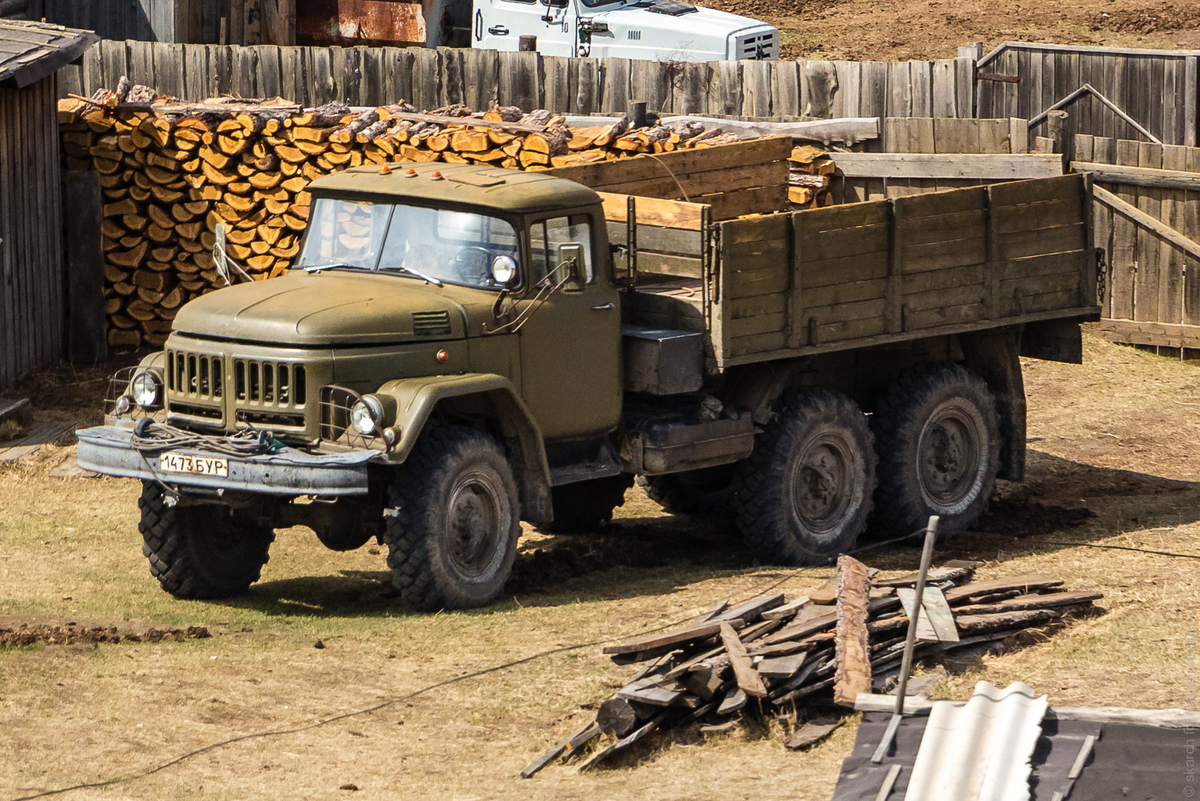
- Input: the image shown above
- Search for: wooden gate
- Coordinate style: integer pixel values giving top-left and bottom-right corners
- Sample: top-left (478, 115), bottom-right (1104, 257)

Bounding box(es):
top-left (1075, 134), bottom-right (1200, 355)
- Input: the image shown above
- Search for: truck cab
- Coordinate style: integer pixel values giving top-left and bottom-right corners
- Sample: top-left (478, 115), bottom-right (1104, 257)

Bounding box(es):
top-left (81, 163), bottom-right (637, 610)
top-left (472, 0), bottom-right (778, 60)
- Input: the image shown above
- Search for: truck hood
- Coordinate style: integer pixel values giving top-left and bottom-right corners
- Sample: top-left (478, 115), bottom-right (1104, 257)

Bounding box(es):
top-left (171, 270), bottom-right (471, 346)
top-left (590, 1), bottom-right (776, 60)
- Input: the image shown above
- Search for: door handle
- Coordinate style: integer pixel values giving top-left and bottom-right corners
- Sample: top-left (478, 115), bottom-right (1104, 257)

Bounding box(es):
top-left (488, 25), bottom-right (509, 35)
top-left (592, 302), bottom-right (615, 310)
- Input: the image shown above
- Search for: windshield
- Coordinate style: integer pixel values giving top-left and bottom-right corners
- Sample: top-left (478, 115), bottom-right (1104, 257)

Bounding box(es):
top-left (295, 198), bottom-right (521, 290)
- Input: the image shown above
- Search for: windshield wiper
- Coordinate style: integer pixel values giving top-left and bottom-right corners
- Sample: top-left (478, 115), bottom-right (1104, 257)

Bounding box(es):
top-left (383, 265), bottom-right (444, 287)
top-left (302, 263), bottom-right (360, 274)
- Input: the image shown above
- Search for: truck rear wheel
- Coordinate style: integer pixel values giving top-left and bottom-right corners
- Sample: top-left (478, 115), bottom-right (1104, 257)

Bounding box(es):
top-left (871, 362), bottom-right (1000, 537)
top-left (384, 426), bottom-right (521, 611)
top-left (538, 474), bottom-right (633, 534)
top-left (732, 389), bottom-right (877, 565)
top-left (138, 482), bottom-right (274, 599)
top-left (641, 465), bottom-right (737, 517)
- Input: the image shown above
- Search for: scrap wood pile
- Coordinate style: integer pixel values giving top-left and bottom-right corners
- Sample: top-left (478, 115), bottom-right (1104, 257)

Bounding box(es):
top-left (522, 556), bottom-right (1102, 776)
top-left (58, 80), bottom-right (796, 350)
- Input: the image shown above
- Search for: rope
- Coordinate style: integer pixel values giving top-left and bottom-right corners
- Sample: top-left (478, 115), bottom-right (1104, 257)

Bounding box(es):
top-left (130, 420), bottom-right (281, 458)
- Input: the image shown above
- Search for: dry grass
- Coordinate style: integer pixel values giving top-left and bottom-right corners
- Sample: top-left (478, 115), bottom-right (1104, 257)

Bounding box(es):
top-left (3, 325), bottom-right (1200, 799)
top-left (0, 419), bottom-right (26, 442)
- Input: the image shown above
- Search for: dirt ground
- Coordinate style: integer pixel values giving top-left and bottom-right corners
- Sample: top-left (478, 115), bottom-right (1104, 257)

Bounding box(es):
top-left (688, 0), bottom-right (1200, 62)
top-left (3, 324), bottom-right (1200, 800)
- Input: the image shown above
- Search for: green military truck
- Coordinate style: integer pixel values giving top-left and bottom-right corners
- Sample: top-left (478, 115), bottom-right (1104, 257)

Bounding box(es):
top-left (78, 149), bottom-right (1100, 610)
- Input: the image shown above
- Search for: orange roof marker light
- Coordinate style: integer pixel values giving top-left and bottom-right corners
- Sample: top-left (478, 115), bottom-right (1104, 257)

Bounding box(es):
top-left (405, 167), bottom-right (417, 177)
top-left (430, 170), bottom-right (444, 181)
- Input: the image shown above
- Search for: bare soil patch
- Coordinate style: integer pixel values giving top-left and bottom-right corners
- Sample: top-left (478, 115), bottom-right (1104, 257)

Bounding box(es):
top-left (688, 0), bottom-right (1200, 62)
top-left (0, 621), bottom-right (211, 648)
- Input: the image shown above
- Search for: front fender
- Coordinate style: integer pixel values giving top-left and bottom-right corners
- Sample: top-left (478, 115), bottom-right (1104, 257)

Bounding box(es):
top-left (374, 373), bottom-right (553, 523)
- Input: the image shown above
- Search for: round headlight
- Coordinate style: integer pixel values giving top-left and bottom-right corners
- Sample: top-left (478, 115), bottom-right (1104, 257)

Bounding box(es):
top-left (491, 255), bottom-right (517, 285)
top-left (131, 371), bottom-right (162, 409)
top-left (350, 396), bottom-right (384, 436)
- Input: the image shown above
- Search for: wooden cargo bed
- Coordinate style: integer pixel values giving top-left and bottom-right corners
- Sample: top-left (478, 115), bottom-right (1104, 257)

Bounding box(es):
top-left (614, 174), bottom-right (1101, 371)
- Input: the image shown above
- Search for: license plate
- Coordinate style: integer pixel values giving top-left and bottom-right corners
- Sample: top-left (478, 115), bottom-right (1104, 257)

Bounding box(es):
top-left (159, 453), bottom-right (229, 477)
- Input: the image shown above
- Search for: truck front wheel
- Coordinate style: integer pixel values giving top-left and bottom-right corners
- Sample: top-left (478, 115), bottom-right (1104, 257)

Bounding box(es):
top-left (732, 389), bottom-right (877, 565)
top-left (139, 482), bottom-right (275, 599)
top-left (384, 427), bottom-right (521, 611)
top-left (871, 362), bottom-right (1000, 537)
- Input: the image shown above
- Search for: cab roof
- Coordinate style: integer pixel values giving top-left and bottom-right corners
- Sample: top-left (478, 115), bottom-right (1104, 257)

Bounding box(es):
top-left (305, 162), bottom-right (603, 214)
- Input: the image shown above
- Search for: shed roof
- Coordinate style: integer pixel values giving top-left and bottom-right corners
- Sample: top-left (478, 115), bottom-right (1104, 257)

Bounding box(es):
top-left (0, 19), bottom-right (98, 90)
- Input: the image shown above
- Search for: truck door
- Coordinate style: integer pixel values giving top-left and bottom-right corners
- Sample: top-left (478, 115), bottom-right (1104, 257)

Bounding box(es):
top-left (475, 0), bottom-right (579, 56)
top-left (517, 214), bottom-right (621, 440)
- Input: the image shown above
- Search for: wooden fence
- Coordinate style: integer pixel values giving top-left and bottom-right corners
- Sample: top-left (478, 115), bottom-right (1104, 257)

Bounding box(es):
top-left (830, 117), bottom-right (1047, 203)
top-left (974, 42), bottom-right (1200, 149)
top-left (58, 40), bottom-right (979, 121)
top-left (1074, 134), bottom-right (1200, 353)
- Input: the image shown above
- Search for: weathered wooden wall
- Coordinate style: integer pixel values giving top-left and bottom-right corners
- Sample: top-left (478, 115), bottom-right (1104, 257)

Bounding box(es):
top-left (1076, 134), bottom-right (1200, 351)
top-left (31, 0), bottom-right (293, 46)
top-left (0, 75), bottom-right (65, 389)
top-left (975, 42), bottom-right (1199, 148)
top-left (58, 40), bottom-right (979, 120)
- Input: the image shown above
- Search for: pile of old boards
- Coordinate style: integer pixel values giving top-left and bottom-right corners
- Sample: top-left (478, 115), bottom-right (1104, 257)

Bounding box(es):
top-left (58, 81), bottom-right (800, 351)
top-left (521, 556), bottom-right (1102, 776)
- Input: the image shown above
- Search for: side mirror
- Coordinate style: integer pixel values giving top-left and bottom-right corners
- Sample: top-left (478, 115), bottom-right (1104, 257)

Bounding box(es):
top-left (557, 243), bottom-right (586, 292)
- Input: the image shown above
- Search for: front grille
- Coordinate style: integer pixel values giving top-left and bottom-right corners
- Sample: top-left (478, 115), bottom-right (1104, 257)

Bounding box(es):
top-left (167, 350), bottom-right (223, 400)
top-left (737, 31), bottom-right (777, 60)
top-left (236, 410), bottom-right (306, 429)
top-left (171, 402), bottom-right (223, 420)
top-left (233, 359), bottom-right (307, 408)
top-left (412, 310), bottom-right (452, 336)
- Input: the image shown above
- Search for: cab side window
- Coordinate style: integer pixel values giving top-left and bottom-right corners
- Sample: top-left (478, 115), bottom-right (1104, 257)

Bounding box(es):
top-left (529, 216), bottom-right (594, 285)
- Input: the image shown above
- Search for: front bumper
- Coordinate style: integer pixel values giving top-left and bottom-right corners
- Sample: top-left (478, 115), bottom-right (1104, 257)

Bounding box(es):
top-left (76, 426), bottom-right (376, 496)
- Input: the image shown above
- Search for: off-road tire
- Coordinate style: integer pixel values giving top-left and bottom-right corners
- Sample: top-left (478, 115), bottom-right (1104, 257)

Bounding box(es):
top-left (538, 474), bottom-right (634, 534)
top-left (640, 464), bottom-right (738, 517)
top-left (139, 482), bottom-right (274, 599)
top-left (732, 389), bottom-right (877, 565)
top-left (871, 362), bottom-right (1001, 537)
top-left (384, 427), bottom-right (521, 611)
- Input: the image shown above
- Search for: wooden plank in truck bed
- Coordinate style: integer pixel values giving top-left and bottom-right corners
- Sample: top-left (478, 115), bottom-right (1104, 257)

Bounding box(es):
top-left (552, 137), bottom-right (792, 221)
top-left (711, 174), bottom-right (1100, 367)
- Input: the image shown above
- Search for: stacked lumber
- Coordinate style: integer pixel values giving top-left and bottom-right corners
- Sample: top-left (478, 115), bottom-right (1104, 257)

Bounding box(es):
top-left (522, 557), bottom-right (1102, 775)
top-left (58, 83), bottom-right (750, 349)
top-left (788, 144), bottom-right (837, 208)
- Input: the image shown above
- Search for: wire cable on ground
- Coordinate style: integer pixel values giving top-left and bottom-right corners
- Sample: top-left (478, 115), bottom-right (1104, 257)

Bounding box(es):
top-left (9, 570), bottom-right (807, 800)
top-left (1042, 540), bottom-right (1200, 560)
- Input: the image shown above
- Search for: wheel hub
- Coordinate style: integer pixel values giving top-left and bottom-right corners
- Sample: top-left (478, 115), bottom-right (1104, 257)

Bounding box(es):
top-left (790, 434), bottom-right (855, 537)
top-left (446, 474), bottom-right (502, 578)
top-left (918, 402), bottom-right (982, 508)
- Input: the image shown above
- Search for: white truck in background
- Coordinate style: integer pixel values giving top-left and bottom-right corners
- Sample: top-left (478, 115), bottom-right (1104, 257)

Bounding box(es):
top-left (371, 0), bottom-right (778, 61)
top-left (471, 0), bottom-right (779, 60)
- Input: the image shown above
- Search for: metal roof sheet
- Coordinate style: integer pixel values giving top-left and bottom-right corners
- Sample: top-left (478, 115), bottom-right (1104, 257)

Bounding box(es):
top-left (904, 681), bottom-right (1049, 801)
top-left (0, 19), bottom-right (98, 90)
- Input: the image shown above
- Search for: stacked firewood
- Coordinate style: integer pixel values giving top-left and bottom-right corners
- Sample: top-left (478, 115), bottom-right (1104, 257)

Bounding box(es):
top-left (57, 82), bottom-right (746, 350)
top-left (789, 144), bottom-right (836, 207)
top-left (522, 556), bottom-right (1102, 775)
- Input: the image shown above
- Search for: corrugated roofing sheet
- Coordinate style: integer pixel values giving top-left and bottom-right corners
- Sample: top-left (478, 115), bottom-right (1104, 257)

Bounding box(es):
top-left (0, 19), bottom-right (97, 90)
top-left (904, 681), bottom-right (1049, 801)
